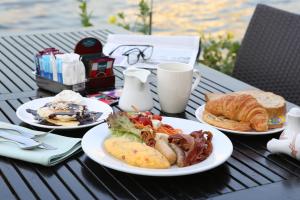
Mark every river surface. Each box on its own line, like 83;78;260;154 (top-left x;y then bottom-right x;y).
0;0;300;39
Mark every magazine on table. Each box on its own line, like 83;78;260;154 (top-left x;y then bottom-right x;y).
103;34;201;69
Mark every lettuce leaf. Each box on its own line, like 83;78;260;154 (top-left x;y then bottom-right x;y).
107;112;143;142
109;129;142;142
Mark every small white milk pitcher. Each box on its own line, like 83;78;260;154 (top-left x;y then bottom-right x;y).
119;67;153;111
267;107;300;159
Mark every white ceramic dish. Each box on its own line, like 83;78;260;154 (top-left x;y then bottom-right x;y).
16;97;113;129
82;116;233;176
195;105;285;135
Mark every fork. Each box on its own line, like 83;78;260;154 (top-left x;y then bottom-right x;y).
0;127;57;150
0;126;49;138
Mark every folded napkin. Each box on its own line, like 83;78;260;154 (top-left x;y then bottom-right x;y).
267;107;300;160
0;122;81;166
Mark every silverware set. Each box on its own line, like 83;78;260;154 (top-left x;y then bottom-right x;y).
0;127;57;150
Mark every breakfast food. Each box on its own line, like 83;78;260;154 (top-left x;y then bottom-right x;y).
169;130;213;167
104;111;213;169
26;90;102;126
104;136;170;169
202;111;252;131
205;94;269;131
155;133;177;164
203;90;286;131
237;90;286;128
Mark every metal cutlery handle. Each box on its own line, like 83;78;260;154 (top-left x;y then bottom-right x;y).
0;131;40;146
0;139;41;150
0;126;36;138
0;128;57;150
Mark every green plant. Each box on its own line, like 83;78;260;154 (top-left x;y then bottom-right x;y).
78;0;93;27
108;0;151;34
108;12;130;31
199;32;241;75
135;0;151;34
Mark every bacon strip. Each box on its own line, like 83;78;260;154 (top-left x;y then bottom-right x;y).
168;130;213;167
168;134;195;151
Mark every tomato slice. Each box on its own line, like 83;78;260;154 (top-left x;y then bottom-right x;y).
152;115;162;121
144;111;152;116
138;116;153;126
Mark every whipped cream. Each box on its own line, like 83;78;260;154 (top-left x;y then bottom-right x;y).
52;90;84;104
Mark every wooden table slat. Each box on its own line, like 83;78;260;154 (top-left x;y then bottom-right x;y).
0;170;18;200
0;109;11;123
37;34;72;52
47;33;75;50
232;141;296;180
35;168;77;200
3;36;36;62
0;59;34;91
78;31;106;41
210;178;300;200
13;162;57;200
18;35;49;52
0;81;10;94
231;150;283;182
0;101;22;124
62;32;84;43
65;159;116;200
80;30;109;42
0;38;35;71
79;155;141;200
54;165;96;200
92;29;111;40
0;42;34;75
225;164;258;188
0;70;22;93
234;139;300;176
0;159;38;200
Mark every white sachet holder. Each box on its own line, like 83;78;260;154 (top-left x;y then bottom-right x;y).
56;53;86;85
267;107;300;159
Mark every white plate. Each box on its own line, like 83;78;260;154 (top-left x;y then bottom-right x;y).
195;104;286;135
16;97;113;129
82;117;233;176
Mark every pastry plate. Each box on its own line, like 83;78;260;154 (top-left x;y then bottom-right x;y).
16;97;113;129
82;117;233;176
195;104;286;135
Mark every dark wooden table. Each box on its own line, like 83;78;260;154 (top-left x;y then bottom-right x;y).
1;26;300;200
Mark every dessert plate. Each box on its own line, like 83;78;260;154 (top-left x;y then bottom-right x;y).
82;117;233;176
195;105;286;135
16;97;113;129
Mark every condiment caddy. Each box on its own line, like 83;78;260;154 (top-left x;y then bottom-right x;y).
34;37;115;94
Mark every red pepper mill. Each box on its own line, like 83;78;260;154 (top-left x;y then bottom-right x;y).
74;37;115;94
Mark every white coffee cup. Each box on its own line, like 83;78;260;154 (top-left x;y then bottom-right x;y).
157;62;201;113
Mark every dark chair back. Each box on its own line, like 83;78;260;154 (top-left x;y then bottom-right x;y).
233;4;300;105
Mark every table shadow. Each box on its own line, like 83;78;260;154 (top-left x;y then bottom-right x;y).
81;155;231;196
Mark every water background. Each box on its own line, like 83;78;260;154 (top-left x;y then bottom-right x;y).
1;0;300;39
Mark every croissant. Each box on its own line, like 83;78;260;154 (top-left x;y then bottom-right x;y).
202;110;252;131
205;94;269;131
